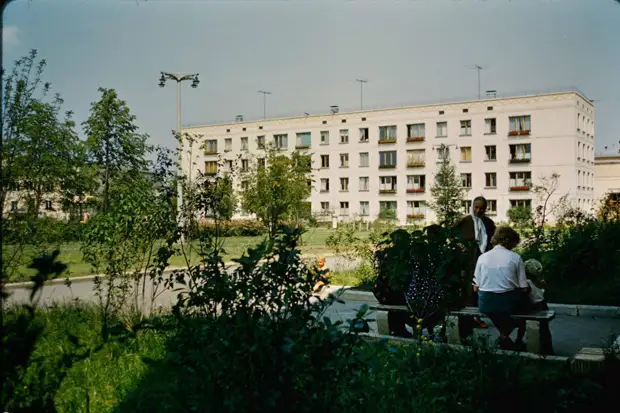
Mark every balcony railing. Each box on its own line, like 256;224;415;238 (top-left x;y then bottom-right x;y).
379;164;396;169
406;188;425;193
379;189;397;194
508;130;531;136
378;138;397;144
407;162;425;167
510;185;531;192
509;156;531;164
407;137;425;142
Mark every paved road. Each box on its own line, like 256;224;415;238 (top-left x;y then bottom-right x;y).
323;298;620;357
3;255;359;309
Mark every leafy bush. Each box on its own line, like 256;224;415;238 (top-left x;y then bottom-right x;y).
2;216;85;246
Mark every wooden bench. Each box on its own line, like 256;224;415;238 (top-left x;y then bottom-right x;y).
369;304;555;355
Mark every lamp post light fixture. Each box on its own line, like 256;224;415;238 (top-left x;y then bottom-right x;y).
158;71;200;239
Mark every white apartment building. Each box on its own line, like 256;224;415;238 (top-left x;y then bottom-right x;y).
182;90;595;224
594;153;620;202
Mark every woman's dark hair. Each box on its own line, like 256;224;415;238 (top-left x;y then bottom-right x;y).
472;196;488;208
491;225;521;248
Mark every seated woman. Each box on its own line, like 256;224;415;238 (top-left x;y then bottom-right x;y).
473;226;529;350
312;256;330;294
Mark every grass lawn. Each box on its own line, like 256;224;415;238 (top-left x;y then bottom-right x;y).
3;227;368;282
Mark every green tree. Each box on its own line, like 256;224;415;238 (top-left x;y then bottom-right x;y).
83;87;150;213
428;148;464;226
240;144;312;238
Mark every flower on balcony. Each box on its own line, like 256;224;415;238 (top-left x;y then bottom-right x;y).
510;186;531;191
519;130;531;135
295;145;310;150
204;151;218;155
407;214;425;219
508;131;519;136
378;139;397;144
407;137;425;142
379;189;397;194
379;164;396;169
406;188;425;193
407;162;425;167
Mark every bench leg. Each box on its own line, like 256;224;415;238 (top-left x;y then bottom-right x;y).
446;316;461;344
539;321;554;355
376;311;390;336
525;320;554;355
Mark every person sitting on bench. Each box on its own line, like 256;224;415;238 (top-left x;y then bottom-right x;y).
473;226;529;350
514;258;551;351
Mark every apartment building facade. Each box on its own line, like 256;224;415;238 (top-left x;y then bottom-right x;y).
594;153;620;202
182;90;595;224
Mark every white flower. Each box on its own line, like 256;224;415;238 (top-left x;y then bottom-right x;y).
524;259;543;277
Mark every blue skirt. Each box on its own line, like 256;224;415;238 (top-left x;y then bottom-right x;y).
478;289;521;315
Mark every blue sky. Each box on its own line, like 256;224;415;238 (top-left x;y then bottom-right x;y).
3;0;620;154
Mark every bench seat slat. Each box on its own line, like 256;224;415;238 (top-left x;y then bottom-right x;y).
369;305;555;321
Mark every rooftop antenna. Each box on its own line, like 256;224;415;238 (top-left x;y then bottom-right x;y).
330;105;339;115
486;90;497;98
356;79;368;110
235;115;244;122
468;64;486;100
258;90;271;120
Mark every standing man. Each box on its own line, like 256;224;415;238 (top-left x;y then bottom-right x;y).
454;196;497;339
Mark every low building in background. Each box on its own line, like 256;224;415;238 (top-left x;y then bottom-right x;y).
594;153;620;203
182;89;596;225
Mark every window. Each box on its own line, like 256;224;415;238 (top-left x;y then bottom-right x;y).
320;131;329;145
460;120;472;136
10;201;18;211
205;161;218;175
407;149;425;166
509;172;532;190
340;153;349;167
407;175;426;192
487;200;497;214
460;173;472;188
485;145;497;161
274;134;288;149
407;123;425;140
436;121;447;137
225;138;232;152
339;129;349;144
485;172;497;188
509;143;532;162
379;151;397;168
360;201;369;216
340;177;349;192
320;178;330;192
437;146;450;161
359;177;369;191
258;158;266;168
485;118;497;134
509;115;531;135
204;140;218;154
296;132;311;148
510;199;532;209
359;128;369;142
257;136;265;149
462;200;472;214
379;125;397;142
379;176;397;193
460;146;472;162
241;137;249;151
241;159;249;172
407;201;426;218
44;200;53;210
241;181;249;192
320;154;330;168
359;152;369;167
380;201;397;215
339;202;350;216
320;202;330;214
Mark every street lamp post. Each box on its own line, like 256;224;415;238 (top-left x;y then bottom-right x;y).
158;72;200;238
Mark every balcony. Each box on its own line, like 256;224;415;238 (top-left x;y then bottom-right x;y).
509;156;531;164
407;137;425;142
379;189;397;194
406;188;425;193
204;151;218;155
378;139;397;144
205;171;217;176
379;164;396;169
508;130;531;136
407;162;425;168
407;214;425;220
510;185;531;192
295;145;310;150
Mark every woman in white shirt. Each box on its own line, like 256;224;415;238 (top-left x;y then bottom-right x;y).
473;226;529;350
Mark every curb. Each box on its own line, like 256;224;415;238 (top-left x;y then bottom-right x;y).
332;286;620;318
3;253;336;290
